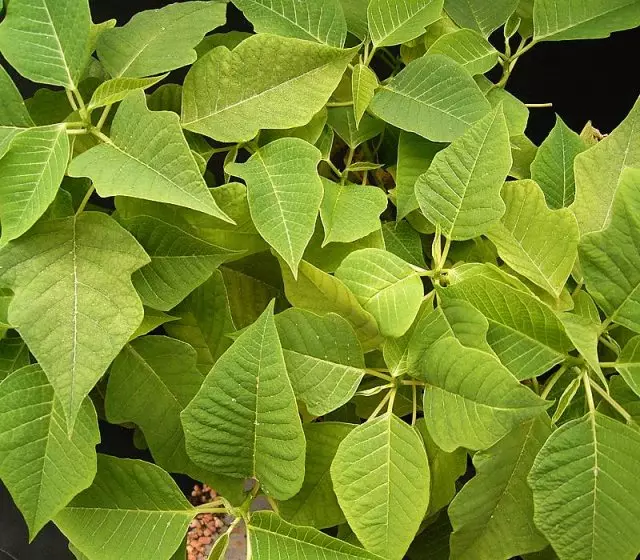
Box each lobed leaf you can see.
[368,0,444,47]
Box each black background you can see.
[1,1,639,559]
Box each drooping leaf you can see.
[320,179,388,246]
[86,75,167,111]
[181,302,305,500]
[181,34,356,142]
[0,212,149,428]
[487,180,579,297]
[443,263,573,379]
[279,422,354,529]
[0,65,34,127]
[368,0,444,47]
[531,116,587,209]
[533,0,640,41]
[0,0,91,88]
[427,29,499,75]
[528,412,640,560]
[0,124,70,245]
[274,308,365,416]
[0,365,99,538]
[97,1,227,77]
[335,248,424,338]
[331,413,430,560]
[572,96,640,235]
[55,455,195,560]
[0,335,30,381]
[415,105,511,240]
[370,54,491,142]
[613,335,640,397]
[327,107,386,149]
[422,338,549,452]
[579,168,640,333]
[449,416,550,560]
[382,220,426,268]
[444,0,519,36]
[69,91,231,222]
[233,0,347,46]
[352,64,378,128]
[227,138,323,277]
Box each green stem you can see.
[411,384,417,427]
[326,100,354,107]
[96,104,113,130]
[341,147,355,184]
[582,371,596,414]
[72,88,89,121]
[75,185,95,215]
[599,362,617,368]
[326,159,342,179]
[364,45,377,67]
[65,89,78,111]
[365,369,393,382]
[195,506,227,514]
[401,380,425,386]
[90,128,112,144]
[439,237,452,269]
[590,381,633,423]
[540,365,568,400]
[599,335,620,355]
[525,102,553,108]
[368,391,392,421]
[386,387,397,414]
[66,128,89,135]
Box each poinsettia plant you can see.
[1,0,639,559]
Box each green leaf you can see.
[0,335,30,381]
[281,259,383,351]
[572,97,640,235]
[339,0,369,39]
[86,75,167,111]
[352,64,378,128]
[416,105,511,240]
[327,107,386,149]
[427,29,499,75]
[533,0,640,41]
[105,336,204,474]
[181,35,356,142]
[370,54,491,143]
[449,416,550,559]
[487,179,579,297]
[0,212,149,428]
[613,335,640,397]
[0,0,91,88]
[121,215,234,311]
[233,0,347,46]
[320,179,388,246]
[69,91,231,222]
[579,168,640,333]
[248,511,385,559]
[181,302,305,500]
[274,308,365,416]
[279,422,354,529]
[368,0,444,47]
[130,307,177,340]
[444,0,518,36]
[443,263,572,379]
[423,338,549,452]
[55,455,195,560]
[260,108,328,147]
[97,1,226,77]
[0,65,34,127]
[0,365,99,538]
[335,248,424,338]
[227,138,323,276]
[599,375,640,424]
[530,116,587,209]
[0,124,70,245]
[395,132,445,220]
[475,76,530,136]
[407,512,453,560]
[528,412,640,560]
[510,134,538,179]
[331,413,430,560]
[382,220,426,268]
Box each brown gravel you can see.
[187,484,227,560]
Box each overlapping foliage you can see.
[0,1,639,559]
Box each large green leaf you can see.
[443,264,572,379]
[0,65,34,127]
[487,180,579,297]
[281,259,383,351]
[572,97,640,235]
[0,365,99,538]
[97,1,227,77]
[0,124,70,245]
[579,169,640,333]
[86,75,167,111]
[335,248,424,338]
[69,91,230,222]
[370,54,491,142]
[368,0,444,46]
[382,220,426,268]
[352,64,378,128]
[233,0,347,46]
[275,308,365,416]
[331,413,430,560]
[444,0,518,36]
[55,455,195,560]
[530,116,587,209]
[0,0,91,88]
[339,0,369,39]
[533,0,640,41]
[528,412,640,560]
[181,34,355,142]
[422,338,549,451]
[416,105,511,240]
[248,511,384,559]
[427,29,499,75]
[449,416,550,559]
[0,212,149,428]
[279,422,354,529]
[227,138,323,276]
[121,216,233,311]
[614,335,640,396]
[0,335,30,381]
[320,179,388,245]
[181,302,305,500]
